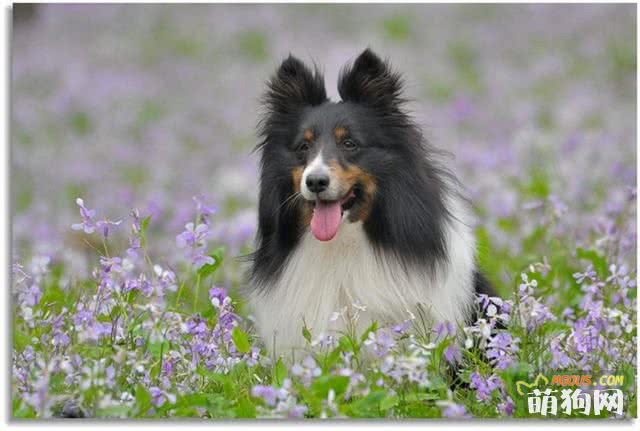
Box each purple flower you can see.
[161,356,177,377]
[442,403,471,418]
[191,253,215,269]
[251,385,278,406]
[73,308,94,327]
[73,306,112,341]
[52,330,70,347]
[96,217,122,238]
[607,264,635,289]
[149,386,175,407]
[193,195,217,224]
[291,356,321,387]
[288,404,308,418]
[548,195,568,217]
[176,222,208,248]
[444,343,462,364]
[392,319,411,335]
[105,366,116,388]
[486,332,519,369]
[573,265,597,284]
[209,287,227,308]
[450,94,474,122]
[21,284,42,307]
[433,321,456,341]
[124,274,153,296]
[498,397,515,416]
[71,198,96,234]
[154,265,177,294]
[364,328,396,357]
[469,372,502,402]
[99,256,122,273]
[127,236,142,258]
[550,337,571,368]
[126,209,144,258]
[185,316,207,336]
[176,222,214,268]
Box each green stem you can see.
[193,273,201,313]
[101,235,110,258]
[175,279,186,309]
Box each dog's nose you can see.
[306,174,330,194]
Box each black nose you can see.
[306,174,330,194]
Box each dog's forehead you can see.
[301,103,357,131]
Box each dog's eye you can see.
[342,139,358,151]
[296,142,310,153]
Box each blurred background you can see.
[11,4,636,292]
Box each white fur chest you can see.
[248,200,477,356]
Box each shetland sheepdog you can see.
[247,49,494,355]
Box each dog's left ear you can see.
[338,49,405,113]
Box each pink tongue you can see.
[310,201,342,241]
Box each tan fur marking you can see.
[292,166,303,193]
[334,126,347,141]
[303,129,314,141]
[327,161,377,223]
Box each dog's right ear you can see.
[262,55,327,117]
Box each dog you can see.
[247,49,494,356]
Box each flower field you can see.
[11,4,637,419]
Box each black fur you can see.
[250,49,493,302]
[250,55,328,286]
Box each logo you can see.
[515,373,625,417]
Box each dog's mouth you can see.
[309,186,359,242]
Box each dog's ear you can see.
[338,49,404,113]
[263,55,327,116]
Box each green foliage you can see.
[382,15,411,41]
[197,246,225,279]
[238,31,268,62]
[231,327,251,354]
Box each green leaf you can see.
[311,375,349,399]
[96,404,131,418]
[404,392,441,402]
[274,357,287,386]
[321,347,342,372]
[360,321,378,343]
[235,396,256,418]
[134,384,151,417]
[538,320,570,336]
[140,215,151,247]
[148,341,169,359]
[231,326,250,353]
[196,367,228,386]
[13,330,31,352]
[12,401,36,418]
[302,325,312,344]
[346,390,387,418]
[38,285,66,312]
[380,394,399,411]
[576,247,608,277]
[197,247,225,278]
[525,169,550,199]
[174,393,209,409]
[338,335,354,353]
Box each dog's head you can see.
[257,49,429,243]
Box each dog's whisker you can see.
[277,191,303,213]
